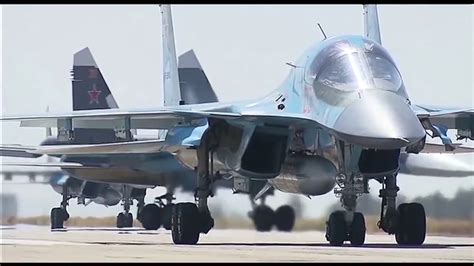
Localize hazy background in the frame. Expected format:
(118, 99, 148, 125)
(1, 5, 473, 219)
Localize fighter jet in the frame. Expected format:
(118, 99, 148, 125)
(0, 45, 219, 229)
(1, 5, 473, 246)
(2, 47, 471, 233)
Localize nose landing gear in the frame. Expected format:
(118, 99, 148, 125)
(116, 185, 133, 228)
(51, 183, 71, 230)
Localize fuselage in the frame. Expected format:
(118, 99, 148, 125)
(57, 35, 427, 197)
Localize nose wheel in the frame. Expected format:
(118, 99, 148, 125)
(251, 205, 275, 232)
(349, 212, 366, 246)
(117, 185, 133, 228)
(117, 212, 133, 228)
(249, 204, 296, 232)
(51, 183, 70, 230)
(274, 205, 296, 232)
(51, 207, 69, 230)
(325, 211, 366, 246)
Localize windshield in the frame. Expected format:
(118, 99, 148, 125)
(305, 38, 403, 92)
(316, 51, 402, 91)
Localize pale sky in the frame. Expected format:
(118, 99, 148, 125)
(1, 5, 473, 218)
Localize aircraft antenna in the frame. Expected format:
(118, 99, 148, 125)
(317, 23, 327, 40)
(45, 106, 52, 138)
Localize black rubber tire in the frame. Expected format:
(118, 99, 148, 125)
(349, 212, 366, 246)
(171, 203, 200, 245)
(125, 213, 133, 228)
(139, 204, 162, 230)
(50, 208, 66, 229)
(161, 204, 174, 230)
(396, 203, 426, 246)
(117, 212, 126, 228)
(274, 205, 296, 232)
(253, 205, 275, 232)
(326, 210, 347, 246)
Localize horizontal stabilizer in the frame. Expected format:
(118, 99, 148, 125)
(2, 162, 85, 168)
(0, 145, 42, 158)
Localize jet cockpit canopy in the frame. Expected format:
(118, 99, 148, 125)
(305, 36, 405, 94)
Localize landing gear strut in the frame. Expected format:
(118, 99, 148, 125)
(249, 196, 274, 232)
(326, 173, 367, 246)
(171, 123, 222, 244)
(377, 174, 426, 245)
(326, 142, 367, 246)
(377, 174, 400, 234)
(51, 183, 71, 230)
(116, 185, 133, 228)
(158, 192, 175, 230)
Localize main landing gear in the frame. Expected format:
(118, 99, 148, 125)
(51, 183, 71, 230)
(249, 196, 296, 232)
(137, 191, 175, 230)
(325, 172, 426, 246)
(325, 142, 426, 247)
(377, 175, 426, 245)
(170, 123, 223, 245)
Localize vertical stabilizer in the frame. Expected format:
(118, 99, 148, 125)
(178, 50, 218, 104)
(160, 4, 182, 106)
(72, 47, 118, 111)
(363, 5, 382, 45)
(71, 47, 120, 144)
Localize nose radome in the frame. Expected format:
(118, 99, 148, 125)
(333, 90, 426, 149)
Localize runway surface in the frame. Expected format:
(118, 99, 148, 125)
(1, 224, 473, 262)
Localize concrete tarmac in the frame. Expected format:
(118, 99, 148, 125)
(1, 225, 473, 262)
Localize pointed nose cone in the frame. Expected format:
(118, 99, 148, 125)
(333, 90, 425, 149)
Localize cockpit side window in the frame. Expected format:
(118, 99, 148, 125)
(316, 53, 360, 91)
(304, 41, 350, 86)
(366, 54, 402, 91)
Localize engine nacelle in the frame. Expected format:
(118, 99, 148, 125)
(49, 175, 84, 196)
(269, 154, 337, 196)
(92, 187, 121, 206)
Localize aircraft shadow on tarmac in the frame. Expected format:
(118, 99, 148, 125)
(52, 228, 153, 232)
(50, 228, 474, 249)
(79, 240, 474, 249)
(51, 228, 163, 235)
(198, 243, 474, 249)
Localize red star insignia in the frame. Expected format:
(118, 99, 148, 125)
(88, 83, 102, 104)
